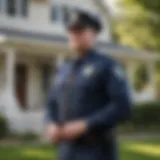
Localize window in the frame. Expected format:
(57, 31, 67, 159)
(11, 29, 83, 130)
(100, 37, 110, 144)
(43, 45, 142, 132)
(0, 0, 2, 12)
(62, 6, 70, 25)
(4, 0, 28, 17)
(51, 5, 60, 22)
(7, 0, 16, 16)
(20, 0, 28, 17)
(51, 4, 71, 25)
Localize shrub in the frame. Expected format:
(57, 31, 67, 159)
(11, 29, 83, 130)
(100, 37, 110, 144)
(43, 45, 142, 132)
(0, 114, 8, 139)
(120, 101, 160, 133)
(21, 132, 39, 141)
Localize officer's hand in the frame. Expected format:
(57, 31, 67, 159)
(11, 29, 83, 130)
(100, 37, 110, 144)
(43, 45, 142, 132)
(47, 124, 63, 144)
(63, 120, 88, 141)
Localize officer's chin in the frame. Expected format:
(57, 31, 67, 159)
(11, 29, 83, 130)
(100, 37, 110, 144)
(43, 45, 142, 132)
(70, 45, 84, 54)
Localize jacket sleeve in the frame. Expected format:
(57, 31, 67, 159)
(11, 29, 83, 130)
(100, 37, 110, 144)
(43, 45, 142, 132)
(87, 62, 132, 132)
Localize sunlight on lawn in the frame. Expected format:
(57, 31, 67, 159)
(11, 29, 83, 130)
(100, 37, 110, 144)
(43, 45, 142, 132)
(126, 143, 160, 157)
(22, 148, 54, 159)
(0, 138, 160, 160)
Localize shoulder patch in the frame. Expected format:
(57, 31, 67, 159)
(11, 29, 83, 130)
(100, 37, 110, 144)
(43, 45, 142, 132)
(113, 65, 125, 79)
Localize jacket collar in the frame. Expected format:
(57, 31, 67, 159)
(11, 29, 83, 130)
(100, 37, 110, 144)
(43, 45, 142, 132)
(73, 48, 96, 62)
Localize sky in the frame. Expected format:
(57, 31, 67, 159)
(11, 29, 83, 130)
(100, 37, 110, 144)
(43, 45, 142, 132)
(105, 0, 117, 14)
(106, 0, 116, 8)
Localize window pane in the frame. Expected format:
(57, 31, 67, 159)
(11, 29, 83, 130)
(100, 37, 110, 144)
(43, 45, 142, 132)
(0, 0, 2, 12)
(62, 6, 70, 25)
(7, 0, 16, 16)
(21, 0, 28, 17)
(51, 5, 59, 21)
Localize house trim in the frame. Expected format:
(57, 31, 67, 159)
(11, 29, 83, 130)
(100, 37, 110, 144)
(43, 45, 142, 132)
(0, 27, 160, 61)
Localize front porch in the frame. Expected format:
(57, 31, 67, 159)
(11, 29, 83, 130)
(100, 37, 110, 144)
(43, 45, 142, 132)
(0, 46, 68, 133)
(0, 48, 158, 133)
(0, 34, 159, 133)
(0, 48, 158, 109)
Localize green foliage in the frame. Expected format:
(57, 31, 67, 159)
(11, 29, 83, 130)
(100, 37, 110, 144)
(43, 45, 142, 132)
(133, 101, 160, 126)
(0, 114, 8, 139)
(0, 145, 56, 160)
(120, 138, 160, 160)
(0, 139, 160, 160)
(133, 64, 149, 91)
(114, 0, 160, 51)
(120, 101, 160, 132)
(20, 132, 39, 141)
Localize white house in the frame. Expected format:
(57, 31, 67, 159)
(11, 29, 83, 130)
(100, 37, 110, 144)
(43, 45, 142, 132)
(0, 0, 159, 134)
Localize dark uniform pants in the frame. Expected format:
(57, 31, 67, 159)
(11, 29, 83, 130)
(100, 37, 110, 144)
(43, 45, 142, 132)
(58, 141, 117, 160)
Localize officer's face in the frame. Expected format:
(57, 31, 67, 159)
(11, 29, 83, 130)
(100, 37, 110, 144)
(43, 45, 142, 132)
(68, 28, 96, 52)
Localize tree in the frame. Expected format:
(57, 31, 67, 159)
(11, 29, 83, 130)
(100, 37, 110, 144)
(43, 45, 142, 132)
(114, 0, 160, 52)
(93, 0, 113, 40)
(114, 0, 160, 93)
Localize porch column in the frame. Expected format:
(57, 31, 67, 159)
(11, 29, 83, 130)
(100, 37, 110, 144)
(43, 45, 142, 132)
(5, 49, 16, 95)
(147, 61, 156, 96)
(126, 62, 136, 94)
(4, 49, 20, 117)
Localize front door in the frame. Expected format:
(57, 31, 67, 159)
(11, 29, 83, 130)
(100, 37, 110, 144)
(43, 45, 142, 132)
(15, 64, 27, 109)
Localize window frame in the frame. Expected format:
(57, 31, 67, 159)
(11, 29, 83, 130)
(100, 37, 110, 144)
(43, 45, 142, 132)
(50, 2, 71, 25)
(0, 0, 2, 12)
(20, 0, 28, 17)
(1, 0, 28, 18)
(0, 0, 6, 13)
(61, 5, 70, 25)
(6, 0, 17, 16)
(51, 4, 61, 23)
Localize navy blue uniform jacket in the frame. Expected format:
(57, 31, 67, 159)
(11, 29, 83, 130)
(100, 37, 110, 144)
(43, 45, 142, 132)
(46, 50, 132, 160)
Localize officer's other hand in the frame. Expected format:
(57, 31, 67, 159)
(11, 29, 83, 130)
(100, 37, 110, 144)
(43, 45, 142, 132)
(63, 120, 88, 141)
(47, 124, 63, 144)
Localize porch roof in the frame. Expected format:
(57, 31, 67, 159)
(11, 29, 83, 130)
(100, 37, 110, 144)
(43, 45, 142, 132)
(0, 27, 160, 61)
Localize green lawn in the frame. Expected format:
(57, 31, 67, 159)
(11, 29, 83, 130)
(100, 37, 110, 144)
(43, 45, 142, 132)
(0, 138, 160, 160)
(120, 138, 160, 160)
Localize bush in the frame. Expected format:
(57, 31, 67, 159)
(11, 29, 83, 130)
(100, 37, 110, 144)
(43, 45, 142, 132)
(0, 114, 8, 139)
(21, 132, 39, 141)
(120, 101, 160, 133)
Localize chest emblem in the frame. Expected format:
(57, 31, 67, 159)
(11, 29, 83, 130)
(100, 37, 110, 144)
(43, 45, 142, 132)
(83, 65, 95, 77)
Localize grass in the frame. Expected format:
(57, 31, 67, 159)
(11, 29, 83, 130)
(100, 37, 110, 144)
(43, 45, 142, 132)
(0, 145, 56, 160)
(120, 138, 160, 160)
(0, 138, 160, 160)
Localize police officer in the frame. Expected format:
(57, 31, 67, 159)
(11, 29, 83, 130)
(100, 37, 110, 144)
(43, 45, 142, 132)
(46, 9, 132, 160)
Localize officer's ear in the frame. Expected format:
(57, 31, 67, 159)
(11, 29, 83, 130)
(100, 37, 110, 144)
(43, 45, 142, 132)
(94, 31, 99, 38)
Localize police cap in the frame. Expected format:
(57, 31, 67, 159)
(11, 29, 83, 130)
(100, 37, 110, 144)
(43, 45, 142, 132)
(67, 9, 102, 33)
